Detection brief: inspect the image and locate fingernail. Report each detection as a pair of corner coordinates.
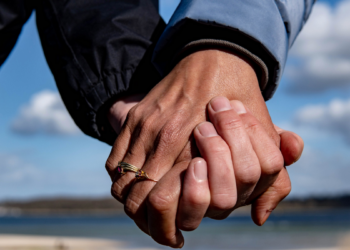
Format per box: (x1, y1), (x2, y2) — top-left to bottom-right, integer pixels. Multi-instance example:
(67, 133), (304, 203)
(230, 100), (246, 114)
(210, 97), (232, 112)
(194, 160), (208, 182)
(197, 122), (218, 137)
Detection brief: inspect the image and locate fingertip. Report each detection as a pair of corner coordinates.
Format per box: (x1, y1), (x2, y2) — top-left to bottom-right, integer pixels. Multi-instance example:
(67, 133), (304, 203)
(251, 203), (273, 226)
(185, 157), (207, 182)
(178, 157), (209, 231)
(209, 96), (231, 113)
(261, 211), (272, 225)
(251, 169), (291, 226)
(280, 131), (304, 166)
(273, 124), (284, 134)
(170, 230), (185, 249)
(195, 122), (218, 138)
(193, 159), (208, 182)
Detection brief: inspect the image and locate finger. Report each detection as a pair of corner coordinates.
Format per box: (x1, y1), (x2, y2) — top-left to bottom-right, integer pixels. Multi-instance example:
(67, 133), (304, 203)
(233, 101), (284, 202)
(251, 168), (291, 226)
(193, 122), (237, 219)
(274, 125), (304, 166)
(208, 97), (260, 207)
(111, 128), (149, 203)
(124, 116), (198, 236)
(177, 158), (210, 231)
(108, 94), (145, 134)
(147, 161), (189, 248)
(118, 131), (156, 234)
(110, 108), (152, 204)
(105, 122), (132, 181)
(106, 120), (136, 203)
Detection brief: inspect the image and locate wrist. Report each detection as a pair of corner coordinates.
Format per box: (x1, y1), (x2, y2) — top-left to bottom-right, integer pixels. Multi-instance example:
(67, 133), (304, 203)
(175, 39), (268, 91)
(176, 49), (279, 145)
(176, 49), (260, 99)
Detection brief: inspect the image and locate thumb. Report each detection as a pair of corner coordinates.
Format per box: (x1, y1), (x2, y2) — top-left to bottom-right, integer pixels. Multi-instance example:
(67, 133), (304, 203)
(251, 168), (291, 226)
(108, 94), (144, 134)
(274, 125), (304, 166)
(251, 125), (304, 225)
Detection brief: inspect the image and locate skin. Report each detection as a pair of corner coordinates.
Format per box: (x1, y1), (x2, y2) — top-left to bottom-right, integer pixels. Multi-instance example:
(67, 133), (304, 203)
(106, 50), (304, 248)
(177, 98), (304, 230)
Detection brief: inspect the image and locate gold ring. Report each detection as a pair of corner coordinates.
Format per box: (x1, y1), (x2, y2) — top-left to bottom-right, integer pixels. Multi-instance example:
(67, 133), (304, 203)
(117, 162), (157, 182)
(136, 169), (157, 182)
(117, 162), (139, 175)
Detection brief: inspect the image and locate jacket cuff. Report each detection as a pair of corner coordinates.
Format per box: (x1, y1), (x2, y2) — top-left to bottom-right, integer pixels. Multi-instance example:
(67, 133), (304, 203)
(94, 57), (163, 146)
(152, 0), (293, 100)
(175, 39), (269, 91)
(36, 0), (165, 145)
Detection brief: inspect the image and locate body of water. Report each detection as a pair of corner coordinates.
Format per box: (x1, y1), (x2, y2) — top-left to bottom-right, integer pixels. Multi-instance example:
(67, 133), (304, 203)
(1, 210), (350, 249)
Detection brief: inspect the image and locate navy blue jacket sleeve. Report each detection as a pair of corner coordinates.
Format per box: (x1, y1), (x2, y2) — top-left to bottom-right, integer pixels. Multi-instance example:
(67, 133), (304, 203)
(152, 0), (316, 100)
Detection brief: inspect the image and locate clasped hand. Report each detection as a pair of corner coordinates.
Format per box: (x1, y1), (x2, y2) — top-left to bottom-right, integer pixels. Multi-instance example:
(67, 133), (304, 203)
(105, 50), (303, 248)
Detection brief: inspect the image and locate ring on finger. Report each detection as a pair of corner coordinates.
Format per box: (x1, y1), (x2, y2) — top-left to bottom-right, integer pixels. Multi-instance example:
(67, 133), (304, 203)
(117, 162), (157, 182)
(117, 161), (139, 174)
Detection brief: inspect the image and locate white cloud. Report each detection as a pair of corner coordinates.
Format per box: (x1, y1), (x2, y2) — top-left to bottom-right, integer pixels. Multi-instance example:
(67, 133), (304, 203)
(11, 90), (80, 135)
(286, 0), (350, 93)
(289, 147), (350, 197)
(294, 98), (350, 143)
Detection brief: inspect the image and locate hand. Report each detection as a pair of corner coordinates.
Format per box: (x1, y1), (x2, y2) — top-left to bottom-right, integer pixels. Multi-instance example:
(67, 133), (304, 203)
(106, 50), (284, 248)
(176, 98), (304, 230)
(107, 95), (303, 247)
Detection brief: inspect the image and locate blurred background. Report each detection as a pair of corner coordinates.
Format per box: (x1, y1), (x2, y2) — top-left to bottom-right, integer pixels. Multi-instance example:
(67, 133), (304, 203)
(1, 0), (350, 249)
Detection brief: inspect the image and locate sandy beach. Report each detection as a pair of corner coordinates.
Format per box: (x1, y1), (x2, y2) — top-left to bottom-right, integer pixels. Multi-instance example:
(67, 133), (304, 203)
(0, 234), (345, 250)
(0, 235), (160, 250)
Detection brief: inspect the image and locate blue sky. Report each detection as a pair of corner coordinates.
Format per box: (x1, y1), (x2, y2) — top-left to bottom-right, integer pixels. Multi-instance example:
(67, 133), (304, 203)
(1, 0), (350, 200)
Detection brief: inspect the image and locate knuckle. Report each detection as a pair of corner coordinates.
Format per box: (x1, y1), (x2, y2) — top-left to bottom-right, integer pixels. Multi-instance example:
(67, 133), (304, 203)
(154, 124), (180, 155)
(208, 210), (233, 220)
(128, 105), (140, 119)
(211, 194), (237, 212)
(179, 221), (199, 232)
(245, 120), (260, 133)
(185, 195), (209, 209)
(110, 182), (124, 203)
(147, 192), (173, 214)
(217, 115), (243, 131)
(159, 124), (178, 145)
(281, 183), (292, 199)
(124, 195), (143, 219)
(139, 116), (154, 134)
(237, 163), (261, 186)
(207, 140), (230, 156)
(105, 158), (115, 175)
(240, 172), (260, 186)
(262, 152), (284, 176)
(125, 107), (138, 125)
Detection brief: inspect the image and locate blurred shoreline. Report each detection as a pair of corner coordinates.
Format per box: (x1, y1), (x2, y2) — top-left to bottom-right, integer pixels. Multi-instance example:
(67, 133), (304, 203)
(1, 194), (350, 217)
